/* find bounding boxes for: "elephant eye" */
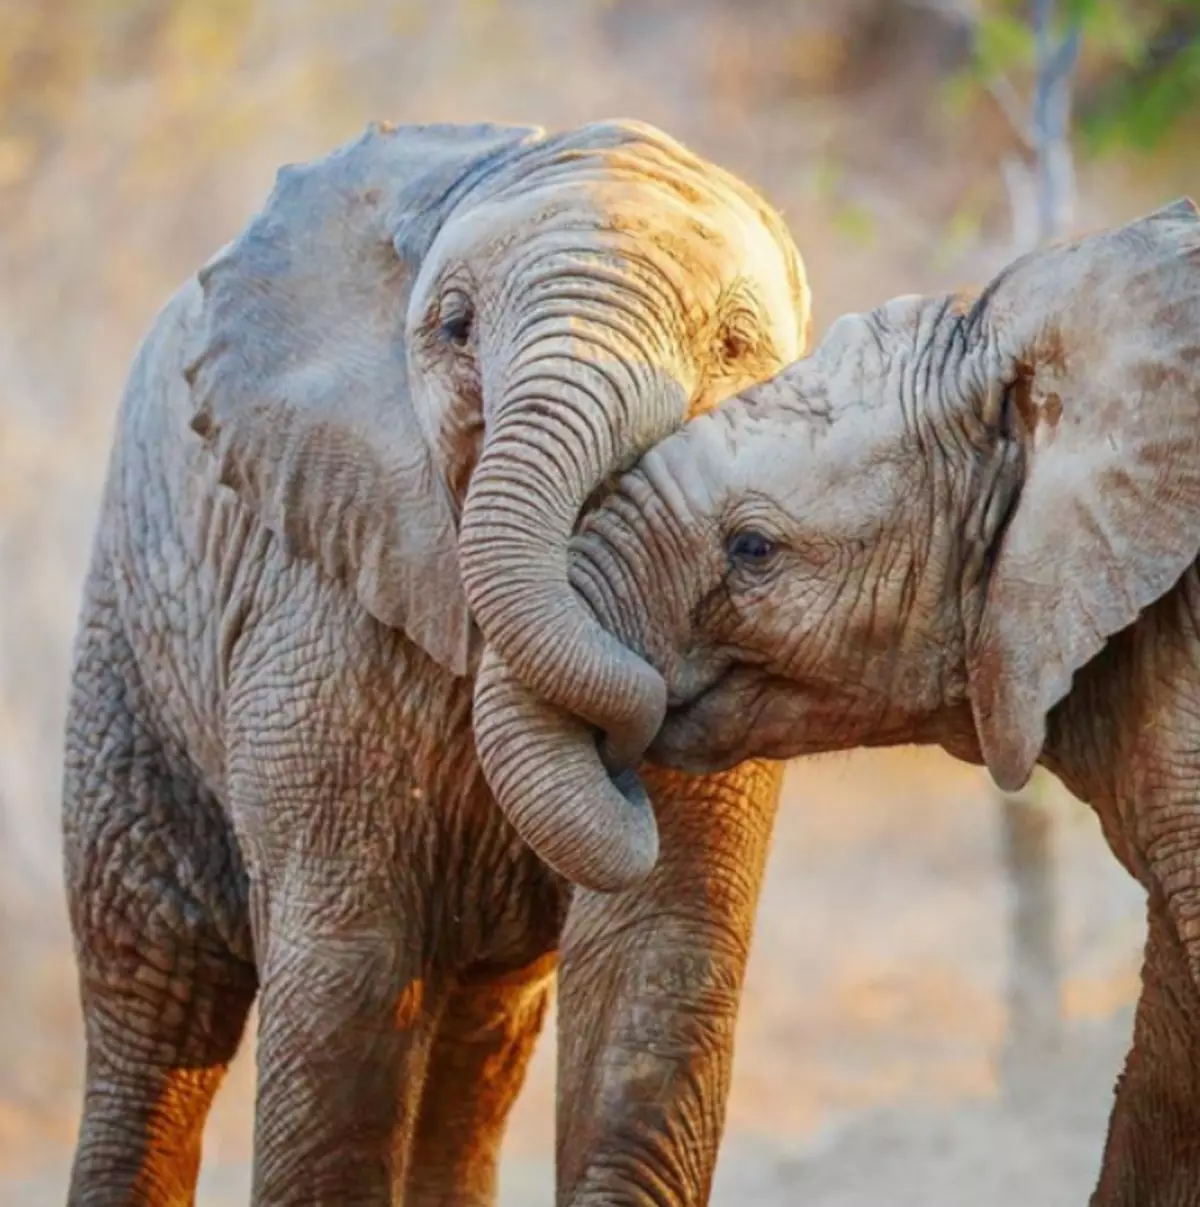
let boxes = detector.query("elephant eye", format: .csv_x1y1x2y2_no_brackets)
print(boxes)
727,529,777,569
720,326,752,363
717,303,759,365
439,291,474,349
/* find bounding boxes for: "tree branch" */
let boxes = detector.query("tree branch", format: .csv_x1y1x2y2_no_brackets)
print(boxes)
1032,0,1082,243
988,74,1038,155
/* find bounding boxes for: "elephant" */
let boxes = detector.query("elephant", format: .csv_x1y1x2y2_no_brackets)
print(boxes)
61,116,812,1206
550,198,1200,1205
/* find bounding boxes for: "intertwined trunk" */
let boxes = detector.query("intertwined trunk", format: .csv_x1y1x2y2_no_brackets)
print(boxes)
462,267,686,889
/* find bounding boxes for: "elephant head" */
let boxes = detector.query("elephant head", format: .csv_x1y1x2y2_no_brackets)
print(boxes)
184,119,809,890
567,197,1200,803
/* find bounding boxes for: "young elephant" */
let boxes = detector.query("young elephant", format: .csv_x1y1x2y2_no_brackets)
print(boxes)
561,198,1200,1204
65,118,809,1206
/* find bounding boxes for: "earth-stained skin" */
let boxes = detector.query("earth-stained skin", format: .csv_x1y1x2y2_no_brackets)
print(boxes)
63,118,808,1206
572,199,1200,1205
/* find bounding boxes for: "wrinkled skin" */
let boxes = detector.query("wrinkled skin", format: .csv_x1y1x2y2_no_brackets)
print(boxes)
64,118,808,1206
573,198,1200,1204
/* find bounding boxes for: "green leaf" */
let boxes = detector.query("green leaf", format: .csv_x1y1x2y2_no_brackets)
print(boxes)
973,13,1037,77
1082,36,1200,153
1064,0,1146,63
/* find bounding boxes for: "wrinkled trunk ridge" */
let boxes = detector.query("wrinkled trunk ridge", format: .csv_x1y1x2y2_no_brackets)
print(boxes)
461,321,682,888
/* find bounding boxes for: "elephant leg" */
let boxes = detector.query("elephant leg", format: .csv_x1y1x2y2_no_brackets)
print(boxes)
554,760,782,1206
64,615,256,1206
249,893,446,1205
1091,898,1200,1207
404,952,557,1207
69,944,256,1207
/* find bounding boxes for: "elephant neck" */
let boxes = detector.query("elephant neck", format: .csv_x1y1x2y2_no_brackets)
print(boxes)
1038,582,1189,823
924,692,1118,820
935,599,1151,833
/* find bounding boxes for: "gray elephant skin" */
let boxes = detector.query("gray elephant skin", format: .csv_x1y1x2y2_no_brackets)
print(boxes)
569,199,1200,1205
62,117,810,1206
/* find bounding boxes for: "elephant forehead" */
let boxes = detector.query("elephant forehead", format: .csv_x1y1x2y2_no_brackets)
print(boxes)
734,405,911,524
436,183,734,279
594,188,802,363
608,181,796,291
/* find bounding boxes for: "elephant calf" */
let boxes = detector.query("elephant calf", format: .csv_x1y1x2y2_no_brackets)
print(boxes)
62,117,811,1205
562,199,1200,1205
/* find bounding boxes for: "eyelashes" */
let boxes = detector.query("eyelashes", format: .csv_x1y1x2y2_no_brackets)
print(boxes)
726,528,778,569
439,288,474,348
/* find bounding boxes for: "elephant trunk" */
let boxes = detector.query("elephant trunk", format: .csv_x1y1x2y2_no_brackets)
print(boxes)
470,450,685,890
456,306,680,888
460,338,682,759
473,646,659,893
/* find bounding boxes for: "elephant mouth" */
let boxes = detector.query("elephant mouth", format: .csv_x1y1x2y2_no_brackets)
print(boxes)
648,664,765,772
651,665,876,772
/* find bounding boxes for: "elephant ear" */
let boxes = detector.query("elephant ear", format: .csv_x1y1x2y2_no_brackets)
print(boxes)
185,120,542,676
967,197,1200,790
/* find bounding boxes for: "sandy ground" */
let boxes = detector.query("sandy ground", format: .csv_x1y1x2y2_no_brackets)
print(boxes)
1,746,1145,1206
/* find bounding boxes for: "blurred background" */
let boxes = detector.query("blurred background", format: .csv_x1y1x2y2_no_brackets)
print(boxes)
0,1,1197,1203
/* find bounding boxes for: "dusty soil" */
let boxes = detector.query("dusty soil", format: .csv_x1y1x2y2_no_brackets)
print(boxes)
1,747,1145,1205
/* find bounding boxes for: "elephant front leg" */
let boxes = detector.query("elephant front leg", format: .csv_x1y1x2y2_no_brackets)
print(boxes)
63,625,258,1207
404,952,556,1206
1091,900,1200,1207
250,902,445,1205
69,941,256,1207
554,760,782,1206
